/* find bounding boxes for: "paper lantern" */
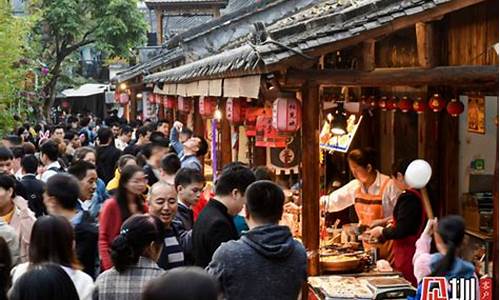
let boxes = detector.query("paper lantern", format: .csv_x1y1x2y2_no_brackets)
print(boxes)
378,96,388,111
413,97,426,114
155,94,163,105
177,96,192,113
272,96,302,132
164,96,176,109
148,94,155,104
398,96,412,113
446,98,464,117
226,97,245,125
369,96,378,109
386,96,398,111
199,96,217,118
428,94,445,112
119,93,129,105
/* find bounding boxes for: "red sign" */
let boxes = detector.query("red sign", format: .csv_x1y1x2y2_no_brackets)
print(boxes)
480,278,492,300
421,277,448,300
255,108,288,148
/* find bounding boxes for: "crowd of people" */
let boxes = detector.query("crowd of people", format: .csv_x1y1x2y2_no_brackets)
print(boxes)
0,114,307,300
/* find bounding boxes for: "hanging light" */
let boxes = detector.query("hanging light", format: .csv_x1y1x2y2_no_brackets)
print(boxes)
428,94,445,112
446,98,464,117
119,83,127,91
413,97,426,114
398,96,412,113
331,103,347,136
214,106,222,121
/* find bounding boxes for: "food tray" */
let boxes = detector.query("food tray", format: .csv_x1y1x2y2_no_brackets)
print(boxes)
321,256,361,272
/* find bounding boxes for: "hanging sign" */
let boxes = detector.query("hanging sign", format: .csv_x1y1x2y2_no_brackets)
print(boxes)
255,108,288,148
320,115,363,153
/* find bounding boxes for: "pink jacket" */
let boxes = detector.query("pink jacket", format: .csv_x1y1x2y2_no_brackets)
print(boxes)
9,196,36,262
412,231,433,282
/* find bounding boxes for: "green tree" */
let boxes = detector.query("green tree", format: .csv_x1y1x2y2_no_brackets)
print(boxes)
37,0,147,120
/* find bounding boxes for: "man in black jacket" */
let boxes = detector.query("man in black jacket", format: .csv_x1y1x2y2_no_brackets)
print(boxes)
192,164,256,268
96,127,121,184
44,173,98,278
18,155,46,217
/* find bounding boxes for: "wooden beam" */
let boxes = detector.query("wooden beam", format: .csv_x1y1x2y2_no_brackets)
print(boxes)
360,39,376,71
301,81,320,276
220,101,232,168
155,9,163,46
416,22,436,68
286,65,499,87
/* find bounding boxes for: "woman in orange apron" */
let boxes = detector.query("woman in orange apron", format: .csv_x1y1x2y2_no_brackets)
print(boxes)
320,148,401,258
366,159,426,286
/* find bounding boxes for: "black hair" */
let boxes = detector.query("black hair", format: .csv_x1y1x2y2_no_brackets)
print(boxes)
194,136,208,157
0,147,13,161
67,160,96,180
174,168,204,188
431,215,466,277
120,125,133,135
12,146,24,159
51,124,65,133
246,180,285,224
215,164,256,196
136,126,152,138
347,147,378,170
22,143,36,155
111,214,165,273
80,117,90,127
391,158,413,177
116,165,147,221
0,174,16,197
39,140,59,162
64,130,77,141
28,215,79,268
253,166,276,181
111,122,120,129
73,146,96,163
46,174,80,210
21,155,38,174
156,120,168,128
180,127,193,138
150,132,169,146
0,237,12,300
2,135,22,146
160,153,181,175
116,154,137,171
9,263,79,300
142,267,219,300
97,127,113,145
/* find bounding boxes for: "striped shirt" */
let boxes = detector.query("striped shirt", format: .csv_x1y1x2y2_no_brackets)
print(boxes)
157,229,185,270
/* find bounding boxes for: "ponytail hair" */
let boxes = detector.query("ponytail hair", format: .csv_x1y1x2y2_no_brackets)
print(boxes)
431,215,465,276
110,214,165,273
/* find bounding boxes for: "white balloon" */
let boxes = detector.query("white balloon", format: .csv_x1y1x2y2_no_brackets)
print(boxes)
404,159,432,188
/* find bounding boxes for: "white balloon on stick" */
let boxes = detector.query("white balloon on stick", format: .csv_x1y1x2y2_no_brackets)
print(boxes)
405,159,434,219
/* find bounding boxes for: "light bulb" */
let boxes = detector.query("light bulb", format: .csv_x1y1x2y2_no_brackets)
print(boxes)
119,83,127,91
214,109,222,121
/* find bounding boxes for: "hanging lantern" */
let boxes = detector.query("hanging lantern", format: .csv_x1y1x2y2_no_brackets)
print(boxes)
386,96,398,111
199,96,216,118
155,94,163,105
164,95,176,109
119,93,129,105
272,95,302,132
226,97,245,125
378,96,388,111
413,97,426,114
428,94,445,112
177,96,192,113
147,94,155,104
398,96,412,113
369,96,378,109
446,98,464,117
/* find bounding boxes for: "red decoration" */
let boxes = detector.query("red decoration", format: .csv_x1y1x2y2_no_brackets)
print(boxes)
148,94,156,104
61,100,70,109
386,96,398,111
155,94,163,105
272,96,302,132
446,98,464,117
114,89,120,102
226,97,245,125
413,97,426,114
398,96,412,113
378,96,388,111
164,96,176,109
199,96,216,118
119,93,129,105
428,94,445,112
369,96,378,109
177,96,192,113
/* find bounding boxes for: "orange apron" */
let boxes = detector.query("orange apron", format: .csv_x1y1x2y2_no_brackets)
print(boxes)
354,178,393,261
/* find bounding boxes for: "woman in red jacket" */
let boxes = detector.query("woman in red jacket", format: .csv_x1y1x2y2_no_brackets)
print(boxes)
98,165,148,270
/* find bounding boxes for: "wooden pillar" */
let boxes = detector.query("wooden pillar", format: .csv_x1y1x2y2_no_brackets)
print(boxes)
301,81,320,276
439,114,460,214
220,100,232,168
155,9,164,45
128,89,136,121
253,144,267,167
360,39,375,72
415,22,436,68
493,128,498,299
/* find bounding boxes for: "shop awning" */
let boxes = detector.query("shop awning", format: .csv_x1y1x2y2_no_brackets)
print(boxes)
61,84,109,98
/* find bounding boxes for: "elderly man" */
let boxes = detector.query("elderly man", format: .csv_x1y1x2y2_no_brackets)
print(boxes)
148,181,185,270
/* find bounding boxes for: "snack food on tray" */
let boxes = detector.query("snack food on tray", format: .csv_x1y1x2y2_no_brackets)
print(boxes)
308,276,373,299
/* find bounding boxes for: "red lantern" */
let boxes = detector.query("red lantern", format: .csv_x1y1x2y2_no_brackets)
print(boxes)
378,96,388,111
413,97,426,114
147,94,155,104
119,93,129,105
177,96,192,113
398,96,412,113
386,96,398,111
428,94,445,112
155,94,163,105
226,97,245,125
369,96,378,109
446,98,464,117
272,96,302,132
164,96,176,109
199,96,216,118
